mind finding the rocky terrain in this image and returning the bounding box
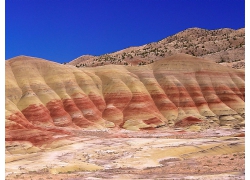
[5,53,245,179]
[68,27,245,69]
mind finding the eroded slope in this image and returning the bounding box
[5,54,245,144]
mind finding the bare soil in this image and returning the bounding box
[5,127,245,179]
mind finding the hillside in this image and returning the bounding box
[5,54,245,179]
[68,27,245,69]
[6,54,245,143]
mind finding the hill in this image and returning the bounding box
[68,27,245,69]
[5,54,245,179]
[6,54,245,144]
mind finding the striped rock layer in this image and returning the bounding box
[5,54,245,143]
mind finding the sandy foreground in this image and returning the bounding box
[5,127,245,180]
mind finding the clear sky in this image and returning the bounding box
[5,0,245,63]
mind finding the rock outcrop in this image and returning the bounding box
[5,54,245,144]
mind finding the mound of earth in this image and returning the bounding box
[5,53,244,145]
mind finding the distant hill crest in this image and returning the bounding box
[68,27,245,69]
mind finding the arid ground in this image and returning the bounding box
[6,126,245,180]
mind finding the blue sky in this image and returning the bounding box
[5,0,245,63]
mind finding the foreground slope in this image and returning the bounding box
[5,54,244,144]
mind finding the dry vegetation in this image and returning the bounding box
[68,27,245,69]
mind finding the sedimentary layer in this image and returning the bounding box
[5,54,245,143]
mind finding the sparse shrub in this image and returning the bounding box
[218,57,225,63]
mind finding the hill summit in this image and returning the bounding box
[68,27,245,69]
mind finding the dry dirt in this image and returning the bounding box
[5,127,245,180]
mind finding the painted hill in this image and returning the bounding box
[68,27,245,69]
[5,54,245,144]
